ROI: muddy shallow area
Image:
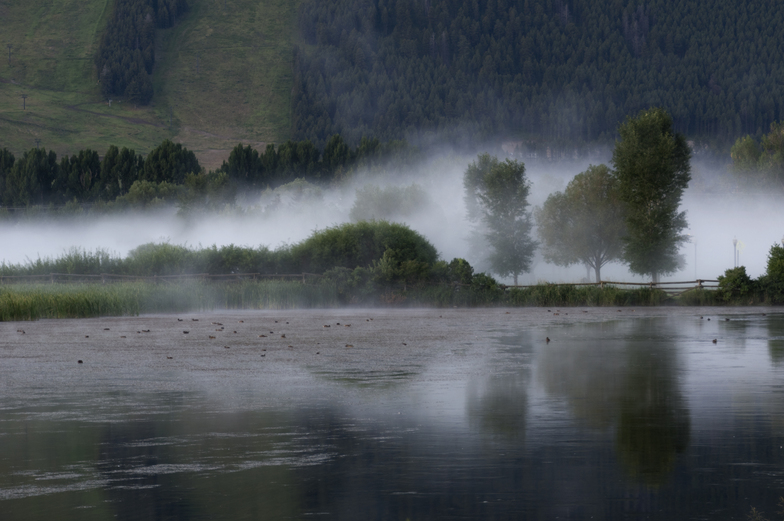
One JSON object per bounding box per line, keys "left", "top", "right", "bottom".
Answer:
{"left": 1, "top": 307, "right": 783, "bottom": 520}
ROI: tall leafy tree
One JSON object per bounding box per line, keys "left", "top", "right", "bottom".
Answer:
{"left": 536, "top": 164, "right": 625, "bottom": 282}
{"left": 730, "top": 122, "right": 784, "bottom": 190}
{"left": 465, "top": 155, "right": 537, "bottom": 285}
{"left": 612, "top": 108, "right": 691, "bottom": 282}
{"left": 143, "top": 140, "right": 200, "bottom": 184}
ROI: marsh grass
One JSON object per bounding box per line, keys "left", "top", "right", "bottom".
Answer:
{"left": 676, "top": 288, "right": 718, "bottom": 306}
{"left": 0, "top": 280, "right": 338, "bottom": 321}
{"left": 0, "top": 280, "right": 716, "bottom": 321}
{"left": 370, "top": 283, "right": 669, "bottom": 308}
{"left": 506, "top": 284, "right": 668, "bottom": 307}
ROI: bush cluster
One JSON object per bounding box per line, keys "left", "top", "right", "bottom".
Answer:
{"left": 716, "top": 244, "right": 784, "bottom": 304}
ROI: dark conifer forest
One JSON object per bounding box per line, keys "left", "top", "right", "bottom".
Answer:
{"left": 292, "top": 0, "right": 784, "bottom": 147}
{"left": 96, "top": 0, "right": 188, "bottom": 104}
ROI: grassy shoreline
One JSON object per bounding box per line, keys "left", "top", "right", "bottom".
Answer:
{"left": 0, "top": 281, "right": 740, "bottom": 321}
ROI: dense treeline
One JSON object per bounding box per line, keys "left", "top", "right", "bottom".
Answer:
{"left": 293, "top": 0, "right": 784, "bottom": 148}
{"left": 0, "top": 140, "right": 195, "bottom": 207}
{"left": 97, "top": 0, "right": 188, "bottom": 103}
{"left": 730, "top": 121, "right": 784, "bottom": 190}
{"left": 0, "top": 136, "right": 410, "bottom": 208}
{"left": 218, "top": 135, "right": 411, "bottom": 187}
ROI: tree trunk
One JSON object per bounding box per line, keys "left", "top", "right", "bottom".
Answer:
{"left": 594, "top": 265, "right": 601, "bottom": 283}
{"left": 513, "top": 273, "right": 518, "bottom": 286}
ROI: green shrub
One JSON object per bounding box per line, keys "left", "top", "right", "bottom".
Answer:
{"left": 760, "top": 243, "right": 784, "bottom": 304}
{"left": 291, "top": 220, "right": 438, "bottom": 274}
{"left": 716, "top": 266, "right": 756, "bottom": 303}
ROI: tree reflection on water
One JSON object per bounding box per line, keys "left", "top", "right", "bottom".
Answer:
{"left": 538, "top": 319, "right": 690, "bottom": 486}
{"left": 466, "top": 373, "right": 528, "bottom": 440}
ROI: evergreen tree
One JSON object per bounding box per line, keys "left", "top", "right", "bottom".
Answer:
{"left": 221, "top": 144, "right": 263, "bottom": 186}
{"left": 4, "top": 148, "right": 60, "bottom": 207}
{"left": 143, "top": 140, "right": 201, "bottom": 184}
{"left": 0, "top": 148, "right": 15, "bottom": 204}
{"left": 100, "top": 146, "right": 144, "bottom": 201}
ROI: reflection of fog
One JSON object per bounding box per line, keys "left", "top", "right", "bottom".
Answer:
{"left": 537, "top": 320, "right": 690, "bottom": 486}
{"left": 466, "top": 374, "right": 528, "bottom": 439}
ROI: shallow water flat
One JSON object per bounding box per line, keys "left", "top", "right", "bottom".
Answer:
{"left": 1, "top": 307, "right": 783, "bottom": 520}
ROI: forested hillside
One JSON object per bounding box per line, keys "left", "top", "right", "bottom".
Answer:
{"left": 292, "top": 0, "right": 784, "bottom": 148}
{"left": 0, "top": 0, "right": 298, "bottom": 169}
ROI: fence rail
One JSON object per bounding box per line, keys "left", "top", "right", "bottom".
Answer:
{"left": 0, "top": 274, "right": 720, "bottom": 296}
{"left": 0, "top": 272, "right": 323, "bottom": 284}
{"left": 503, "top": 279, "right": 719, "bottom": 295}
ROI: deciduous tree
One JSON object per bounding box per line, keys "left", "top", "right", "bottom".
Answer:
{"left": 612, "top": 108, "right": 691, "bottom": 282}
{"left": 536, "top": 164, "right": 625, "bottom": 282}
{"left": 464, "top": 154, "right": 537, "bottom": 285}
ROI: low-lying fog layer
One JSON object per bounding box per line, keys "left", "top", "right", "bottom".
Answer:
{"left": 1, "top": 152, "right": 782, "bottom": 283}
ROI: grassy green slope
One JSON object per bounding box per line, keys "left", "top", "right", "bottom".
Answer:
{"left": 0, "top": 0, "right": 298, "bottom": 169}
{"left": 154, "top": 0, "right": 299, "bottom": 168}
{"left": 0, "top": 0, "right": 172, "bottom": 159}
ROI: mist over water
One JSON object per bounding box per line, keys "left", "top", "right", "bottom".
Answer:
{"left": 1, "top": 151, "right": 782, "bottom": 282}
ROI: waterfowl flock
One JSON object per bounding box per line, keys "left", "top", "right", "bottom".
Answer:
{"left": 31, "top": 309, "right": 772, "bottom": 368}
{"left": 63, "top": 313, "right": 393, "bottom": 366}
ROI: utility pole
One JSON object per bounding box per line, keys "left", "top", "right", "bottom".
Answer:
{"left": 732, "top": 237, "right": 738, "bottom": 268}
{"left": 34, "top": 138, "right": 41, "bottom": 149}
{"left": 21, "top": 93, "right": 27, "bottom": 110}
{"left": 6, "top": 44, "right": 11, "bottom": 64}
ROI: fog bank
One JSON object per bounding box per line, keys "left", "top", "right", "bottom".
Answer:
{"left": 1, "top": 153, "right": 781, "bottom": 283}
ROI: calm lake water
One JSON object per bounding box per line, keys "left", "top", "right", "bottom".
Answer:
{"left": 1, "top": 307, "right": 783, "bottom": 520}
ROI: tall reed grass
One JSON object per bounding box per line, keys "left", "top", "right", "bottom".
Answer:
{"left": 506, "top": 284, "right": 668, "bottom": 307}
{"left": 0, "top": 280, "right": 709, "bottom": 322}
{"left": 0, "top": 281, "right": 339, "bottom": 321}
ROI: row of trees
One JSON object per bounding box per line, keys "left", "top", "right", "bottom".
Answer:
{"left": 293, "top": 0, "right": 784, "bottom": 147}
{"left": 0, "top": 136, "right": 411, "bottom": 208}
{"left": 96, "top": 0, "right": 188, "bottom": 104}
{"left": 730, "top": 122, "right": 784, "bottom": 190}
{"left": 219, "top": 135, "right": 412, "bottom": 187}
{"left": 466, "top": 108, "right": 692, "bottom": 283}
{"left": 0, "top": 140, "right": 198, "bottom": 207}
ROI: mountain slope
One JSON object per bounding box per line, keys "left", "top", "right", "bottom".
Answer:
{"left": 292, "top": 0, "right": 784, "bottom": 148}
{"left": 0, "top": 0, "right": 298, "bottom": 169}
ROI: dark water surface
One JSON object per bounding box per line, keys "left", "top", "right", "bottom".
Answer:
{"left": 1, "top": 308, "right": 783, "bottom": 520}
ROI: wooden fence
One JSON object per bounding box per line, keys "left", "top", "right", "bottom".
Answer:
{"left": 502, "top": 279, "right": 719, "bottom": 296}
{"left": 0, "top": 273, "right": 720, "bottom": 295}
